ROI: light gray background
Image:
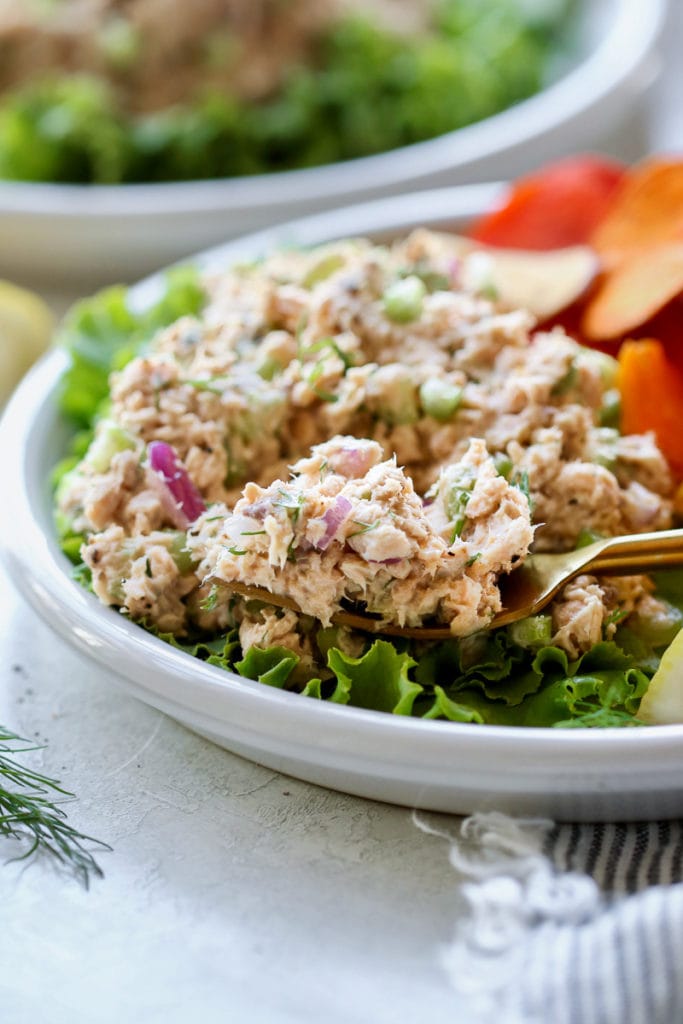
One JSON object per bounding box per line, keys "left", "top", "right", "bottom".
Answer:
{"left": 1, "top": 7, "right": 681, "bottom": 1022}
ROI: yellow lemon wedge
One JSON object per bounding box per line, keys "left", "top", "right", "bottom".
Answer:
{"left": 0, "top": 280, "right": 54, "bottom": 405}
{"left": 638, "top": 629, "right": 683, "bottom": 724}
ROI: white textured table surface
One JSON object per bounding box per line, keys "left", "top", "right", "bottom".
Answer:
{"left": 0, "top": 573, "right": 466, "bottom": 1023}
{"left": 1, "top": 8, "right": 682, "bottom": 1021}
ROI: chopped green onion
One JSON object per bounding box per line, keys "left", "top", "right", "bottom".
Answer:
{"left": 578, "top": 347, "right": 619, "bottom": 388}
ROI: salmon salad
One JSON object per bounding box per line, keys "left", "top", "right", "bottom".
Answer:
{"left": 53, "top": 230, "right": 682, "bottom": 727}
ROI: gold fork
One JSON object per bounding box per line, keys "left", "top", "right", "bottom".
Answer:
{"left": 226, "top": 528, "right": 683, "bottom": 640}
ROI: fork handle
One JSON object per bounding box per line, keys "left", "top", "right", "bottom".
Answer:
{"left": 588, "top": 552, "right": 683, "bottom": 576}
{"left": 585, "top": 528, "right": 683, "bottom": 575}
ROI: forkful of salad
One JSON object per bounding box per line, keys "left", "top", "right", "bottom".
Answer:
{"left": 225, "top": 530, "right": 683, "bottom": 640}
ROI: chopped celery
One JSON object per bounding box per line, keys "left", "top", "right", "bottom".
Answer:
{"left": 493, "top": 452, "right": 513, "bottom": 479}
{"left": 419, "top": 378, "right": 462, "bottom": 422}
{"left": 578, "top": 347, "right": 619, "bottom": 388}
{"left": 302, "top": 253, "right": 345, "bottom": 289}
{"left": 383, "top": 276, "right": 426, "bottom": 323}
{"left": 257, "top": 357, "right": 282, "bottom": 381}
{"left": 98, "top": 17, "right": 141, "bottom": 70}
{"left": 590, "top": 427, "right": 619, "bottom": 472}
{"left": 51, "top": 454, "right": 81, "bottom": 489}
{"left": 85, "top": 420, "right": 136, "bottom": 472}
{"left": 168, "top": 532, "right": 197, "bottom": 575}
{"left": 599, "top": 388, "right": 621, "bottom": 428}
{"left": 60, "top": 535, "right": 85, "bottom": 564}
{"left": 508, "top": 615, "right": 553, "bottom": 650}
{"left": 373, "top": 372, "right": 419, "bottom": 426}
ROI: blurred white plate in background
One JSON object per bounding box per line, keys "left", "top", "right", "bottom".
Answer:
{"left": 0, "top": 0, "right": 666, "bottom": 289}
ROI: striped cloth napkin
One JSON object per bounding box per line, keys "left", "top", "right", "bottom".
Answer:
{"left": 415, "top": 812, "right": 683, "bottom": 1023}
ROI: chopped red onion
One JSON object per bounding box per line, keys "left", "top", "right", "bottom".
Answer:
{"left": 241, "top": 498, "right": 271, "bottom": 521}
{"left": 331, "top": 445, "right": 376, "bottom": 479}
{"left": 448, "top": 257, "right": 462, "bottom": 286}
{"left": 147, "top": 441, "right": 206, "bottom": 529}
{"left": 316, "top": 495, "right": 353, "bottom": 551}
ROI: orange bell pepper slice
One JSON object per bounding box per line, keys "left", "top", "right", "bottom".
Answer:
{"left": 591, "top": 158, "right": 683, "bottom": 268}
{"left": 582, "top": 242, "right": 683, "bottom": 341}
{"left": 617, "top": 339, "right": 683, "bottom": 476}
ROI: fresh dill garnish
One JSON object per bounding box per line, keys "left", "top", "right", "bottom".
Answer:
{"left": 319, "top": 459, "right": 328, "bottom": 482}
{"left": 512, "top": 470, "right": 533, "bottom": 511}
{"left": 605, "top": 608, "right": 629, "bottom": 627}
{"left": 145, "top": 558, "right": 153, "bottom": 578}
{"left": 300, "top": 335, "right": 354, "bottom": 370}
{"left": 180, "top": 377, "right": 226, "bottom": 395}
{"left": 450, "top": 517, "right": 467, "bottom": 545}
{"left": 465, "top": 552, "right": 482, "bottom": 567}
{"left": 444, "top": 466, "right": 476, "bottom": 544}
{"left": 0, "top": 726, "right": 109, "bottom": 887}
{"left": 240, "top": 530, "right": 266, "bottom": 536}
{"left": 227, "top": 546, "right": 247, "bottom": 556}
{"left": 306, "top": 361, "right": 338, "bottom": 403}
{"left": 347, "top": 520, "right": 380, "bottom": 538}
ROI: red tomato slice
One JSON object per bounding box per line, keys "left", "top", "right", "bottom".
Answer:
{"left": 469, "top": 156, "right": 626, "bottom": 251}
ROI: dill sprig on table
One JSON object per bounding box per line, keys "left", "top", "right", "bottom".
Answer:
{"left": 0, "top": 726, "right": 109, "bottom": 887}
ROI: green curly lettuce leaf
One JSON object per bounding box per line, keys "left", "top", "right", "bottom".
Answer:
{"left": 326, "top": 640, "right": 421, "bottom": 714}
{"left": 135, "top": 613, "right": 662, "bottom": 728}
{"left": 235, "top": 646, "right": 300, "bottom": 689}
{"left": 57, "top": 266, "right": 205, "bottom": 429}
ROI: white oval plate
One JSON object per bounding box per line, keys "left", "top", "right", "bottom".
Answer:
{"left": 2, "top": 184, "right": 683, "bottom": 823}
{"left": 0, "top": 0, "right": 666, "bottom": 288}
